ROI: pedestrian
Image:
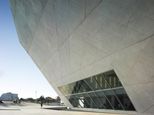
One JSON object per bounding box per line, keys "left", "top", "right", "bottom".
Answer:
{"left": 39, "top": 96, "right": 44, "bottom": 108}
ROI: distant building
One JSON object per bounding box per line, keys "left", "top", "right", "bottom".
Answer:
{"left": 0, "top": 92, "right": 19, "bottom": 102}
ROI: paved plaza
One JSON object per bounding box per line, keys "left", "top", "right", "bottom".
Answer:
{"left": 0, "top": 102, "right": 152, "bottom": 115}
{"left": 0, "top": 102, "right": 125, "bottom": 115}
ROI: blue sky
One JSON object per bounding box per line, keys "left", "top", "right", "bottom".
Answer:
{"left": 0, "top": 0, "right": 57, "bottom": 98}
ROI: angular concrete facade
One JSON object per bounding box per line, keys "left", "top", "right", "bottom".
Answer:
{"left": 10, "top": 0, "right": 154, "bottom": 114}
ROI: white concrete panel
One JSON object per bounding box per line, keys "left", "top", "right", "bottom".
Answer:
{"left": 41, "top": 52, "right": 62, "bottom": 85}
{"left": 69, "top": 35, "right": 106, "bottom": 68}
{"left": 22, "top": 0, "right": 48, "bottom": 35}
{"left": 69, "top": 52, "right": 81, "bottom": 74}
{"left": 71, "top": 0, "right": 148, "bottom": 55}
{"left": 55, "top": 0, "right": 70, "bottom": 47}
{"left": 131, "top": 0, "right": 154, "bottom": 22}
{"left": 38, "top": 0, "right": 58, "bottom": 53}
{"left": 29, "top": 24, "right": 57, "bottom": 68}
{"left": 142, "top": 37, "right": 154, "bottom": 59}
{"left": 68, "top": 0, "right": 85, "bottom": 34}
{"left": 85, "top": 0, "right": 102, "bottom": 16}
{"left": 112, "top": 39, "right": 149, "bottom": 86}
{"left": 125, "top": 82, "right": 154, "bottom": 113}
{"left": 58, "top": 39, "right": 70, "bottom": 77}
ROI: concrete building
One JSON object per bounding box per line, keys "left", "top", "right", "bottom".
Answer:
{"left": 9, "top": 0, "right": 154, "bottom": 114}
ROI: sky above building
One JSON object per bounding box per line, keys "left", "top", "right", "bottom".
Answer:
{"left": 0, "top": 0, "right": 57, "bottom": 99}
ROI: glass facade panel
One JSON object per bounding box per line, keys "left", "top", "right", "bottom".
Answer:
{"left": 59, "top": 70, "right": 136, "bottom": 111}
{"left": 84, "top": 77, "right": 99, "bottom": 90}
{"left": 59, "top": 80, "right": 92, "bottom": 95}
{"left": 103, "top": 71, "right": 122, "bottom": 88}
{"left": 95, "top": 91, "right": 113, "bottom": 109}
{"left": 104, "top": 90, "right": 124, "bottom": 110}
{"left": 66, "top": 95, "right": 79, "bottom": 107}
{"left": 114, "top": 88, "right": 136, "bottom": 111}
{"left": 87, "top": 92, "right": 101, "bottom": 109}
{"left": 76, "top": 93, "right": 95, "bottom": 108}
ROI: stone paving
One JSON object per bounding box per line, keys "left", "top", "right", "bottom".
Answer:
{"left": 0, "top": 102, "right": 152, "bottom": 115}
{"left": 0, "top": 102, "right": 125, "bottom": 115}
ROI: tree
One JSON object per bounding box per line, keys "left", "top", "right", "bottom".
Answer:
{"left": 56, "top": 96, "right": 61, "bottom": 103}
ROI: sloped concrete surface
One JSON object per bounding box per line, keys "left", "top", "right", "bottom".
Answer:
{"left": 10, "top": 0, "right": 154, "bottom": 114}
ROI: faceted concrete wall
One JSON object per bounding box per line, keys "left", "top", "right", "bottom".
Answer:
{"left": 10, "top": 0, "right": 154, "bottom": 114}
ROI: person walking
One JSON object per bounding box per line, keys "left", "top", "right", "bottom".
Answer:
{"left": 39, "top": 96, "right": 44, "bottom": 108}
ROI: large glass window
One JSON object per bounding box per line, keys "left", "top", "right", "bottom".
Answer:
{"left": 59, "top": 70, "right": 135, "bottom": 111}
